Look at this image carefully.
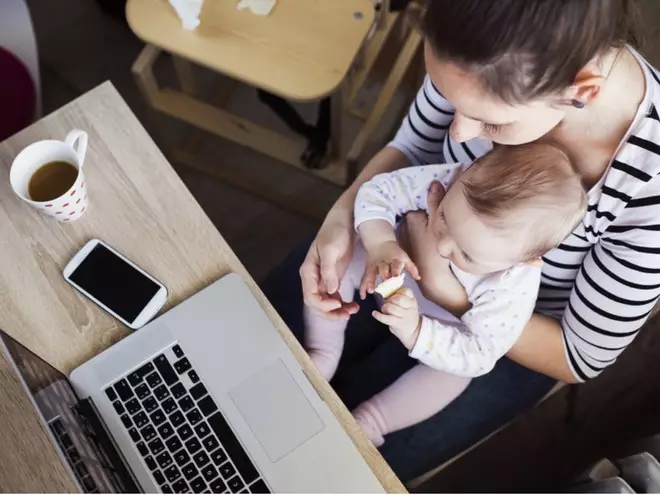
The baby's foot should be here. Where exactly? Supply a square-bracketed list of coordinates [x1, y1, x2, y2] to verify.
[353, 403, 386, 447]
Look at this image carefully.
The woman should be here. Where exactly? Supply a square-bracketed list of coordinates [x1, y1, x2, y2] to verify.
[262, 0, 660, 482]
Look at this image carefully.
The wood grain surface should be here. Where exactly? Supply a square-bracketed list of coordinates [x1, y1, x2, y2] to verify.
[0, 82, 405, 493]
[126, 0, 375, 101]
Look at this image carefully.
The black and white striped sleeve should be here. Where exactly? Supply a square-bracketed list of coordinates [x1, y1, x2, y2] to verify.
[388, 75, 455, 166]
[561, 185, 660, 381]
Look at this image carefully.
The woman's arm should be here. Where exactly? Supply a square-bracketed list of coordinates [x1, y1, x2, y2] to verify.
[507, 315, 577, 382]
[300, 73, 454, 317]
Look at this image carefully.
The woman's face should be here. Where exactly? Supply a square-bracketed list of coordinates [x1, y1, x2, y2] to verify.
[424, 43, 566, 145]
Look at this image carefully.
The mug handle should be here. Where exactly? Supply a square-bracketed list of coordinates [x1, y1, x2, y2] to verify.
[65, 130, 88, 167]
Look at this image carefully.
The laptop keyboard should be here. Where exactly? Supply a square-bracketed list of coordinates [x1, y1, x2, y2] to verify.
[50, 418, 99, 493]
[105, 345, 270, 494]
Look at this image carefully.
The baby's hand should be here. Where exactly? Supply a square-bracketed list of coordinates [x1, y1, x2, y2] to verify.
[372, 287, 421, 349]
[360, 241, 420, 299]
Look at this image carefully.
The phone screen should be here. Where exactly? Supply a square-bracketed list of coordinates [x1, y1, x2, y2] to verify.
[68, 244, 161, 323]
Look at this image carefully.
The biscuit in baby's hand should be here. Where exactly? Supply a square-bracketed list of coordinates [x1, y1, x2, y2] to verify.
[374, 273, 406, 299]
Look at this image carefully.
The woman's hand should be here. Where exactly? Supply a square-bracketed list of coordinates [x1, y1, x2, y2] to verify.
[400, 182, 471, 316]
[299, 207, 360, 320]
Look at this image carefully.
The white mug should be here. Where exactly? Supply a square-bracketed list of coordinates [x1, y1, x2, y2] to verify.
[10, 130, 89, 222]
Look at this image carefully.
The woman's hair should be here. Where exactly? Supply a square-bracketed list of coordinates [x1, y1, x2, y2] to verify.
[419, 0, 639, 104]
[460, 143, 587, 259]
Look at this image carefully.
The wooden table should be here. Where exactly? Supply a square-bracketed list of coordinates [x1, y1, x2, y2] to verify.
[0, 82, 405, 493]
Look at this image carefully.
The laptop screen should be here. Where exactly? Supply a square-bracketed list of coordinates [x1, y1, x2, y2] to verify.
[0, 330, 139, 493]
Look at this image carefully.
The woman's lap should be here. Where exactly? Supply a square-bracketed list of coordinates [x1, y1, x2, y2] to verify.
[260, 239, 556, 482]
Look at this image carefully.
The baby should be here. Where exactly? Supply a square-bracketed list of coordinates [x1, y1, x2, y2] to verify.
[304, 143, 587, 446]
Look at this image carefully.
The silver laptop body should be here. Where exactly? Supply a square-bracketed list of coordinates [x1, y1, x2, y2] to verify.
[69, 273, 384, 493]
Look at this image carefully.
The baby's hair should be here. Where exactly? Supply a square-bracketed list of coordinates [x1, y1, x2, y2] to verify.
[460, 143, 587, 259]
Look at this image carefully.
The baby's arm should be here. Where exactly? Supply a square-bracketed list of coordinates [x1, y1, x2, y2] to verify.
[410, 266, 542, 377]
[354, 164, 466, 228]
[355, 164, 466, 295]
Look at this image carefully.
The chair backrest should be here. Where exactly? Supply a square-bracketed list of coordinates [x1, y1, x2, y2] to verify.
[0, 0, 40, 117]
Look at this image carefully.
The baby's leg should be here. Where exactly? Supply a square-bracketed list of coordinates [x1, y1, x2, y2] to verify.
[353, 364, 471, 446]
[304, 243, 367, 381]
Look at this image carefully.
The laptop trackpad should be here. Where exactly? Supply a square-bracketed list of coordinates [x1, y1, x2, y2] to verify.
[229, 359, 324, 462]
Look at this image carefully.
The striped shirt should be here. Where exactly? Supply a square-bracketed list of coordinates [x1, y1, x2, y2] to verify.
[388, 48, 660, 381]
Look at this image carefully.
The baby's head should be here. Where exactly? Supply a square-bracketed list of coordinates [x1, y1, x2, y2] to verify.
[434, 143, 587, 274]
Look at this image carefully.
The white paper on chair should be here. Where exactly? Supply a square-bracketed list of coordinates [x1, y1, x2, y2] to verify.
[169, 0, 204, 30]
[237, 0, 277, 16]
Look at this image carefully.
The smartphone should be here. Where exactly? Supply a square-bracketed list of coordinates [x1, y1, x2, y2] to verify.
[63, 239, 167, 329]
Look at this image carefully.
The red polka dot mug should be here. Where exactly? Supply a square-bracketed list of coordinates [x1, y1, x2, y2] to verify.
[10, 130, 89, 222]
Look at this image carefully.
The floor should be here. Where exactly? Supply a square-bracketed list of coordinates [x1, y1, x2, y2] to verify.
[20, 0, 660, 492]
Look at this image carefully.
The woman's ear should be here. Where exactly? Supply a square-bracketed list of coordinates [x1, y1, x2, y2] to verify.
[564, 69, 605, 107]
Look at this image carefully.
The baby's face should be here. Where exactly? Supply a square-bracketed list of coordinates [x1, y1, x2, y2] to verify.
[431, 181, 528, 275]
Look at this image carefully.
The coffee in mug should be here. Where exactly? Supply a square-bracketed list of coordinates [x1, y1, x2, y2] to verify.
[10, 130, 90, 222]
[28, 161, 79, 202]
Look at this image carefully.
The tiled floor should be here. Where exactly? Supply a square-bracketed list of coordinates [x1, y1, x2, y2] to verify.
[26, 0, 407, 281]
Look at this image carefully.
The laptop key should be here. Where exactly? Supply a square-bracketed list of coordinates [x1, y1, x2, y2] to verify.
[190, 383, 207, 401]
[134, 411, 149, 428]
[158, 422, 175, 439]
[144, 455, 157, 471]
[208, 412, 259, 484]
[170, 410, 185, 428]
[219, 462, 236, 479]
[153, 469, 165, 485]
[146, 372, 162, 388]
[249, 479, 270, 494]
[141, 425, 157, 442]
[172, 345, 184, 358]
[120, 415, 132, 429]
[112, 401, 125, 415]
[228, 475, 244, 492]
[171, 383, 186, 399]
[179, 396, 194, 412]
[105, 387, 117, 401]
[150, 408, 166, 426]
[130, 362, 155, 386]
[114, 379, 133, 401]
[201, 464, 218, 482]
[202, 435, 219, 452]
[126, 398, 141, 415]
[154, 384, 170, 401]
[193, 450, 210, 469]
[173, 358, 191, 374]
[149, 438, 165, 455]
[173, 449, 191, 467]
[136, 442, 149, 456]
[178, 424, 193, 441]
[154, 354, 179, 386]
[161, 484, 172, 494]
[190, 476, 207, 493]
[135, 383, 150, 400]
[210, 478, 227, 493]
[198, 397, 218, 417]
[162, 397, 177, 415]
[181, 462, 199, 481]
[186, 437, 202, 455]
[166, 436, 183, 453]
[188, 370, 200, 383]
[157, 451, 174, 469]
[172, 478, 189, 494]
[210, 448, 227, 466]
[128, 427, 140, 442]
[187, 408, 202, 426]
[165, 465, 182, 483]
[143, 396, 158, 413]
[194, 422, 211, 438]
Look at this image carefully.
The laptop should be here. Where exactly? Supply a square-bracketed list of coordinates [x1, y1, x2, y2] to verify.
[0, 273, 384, 493]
